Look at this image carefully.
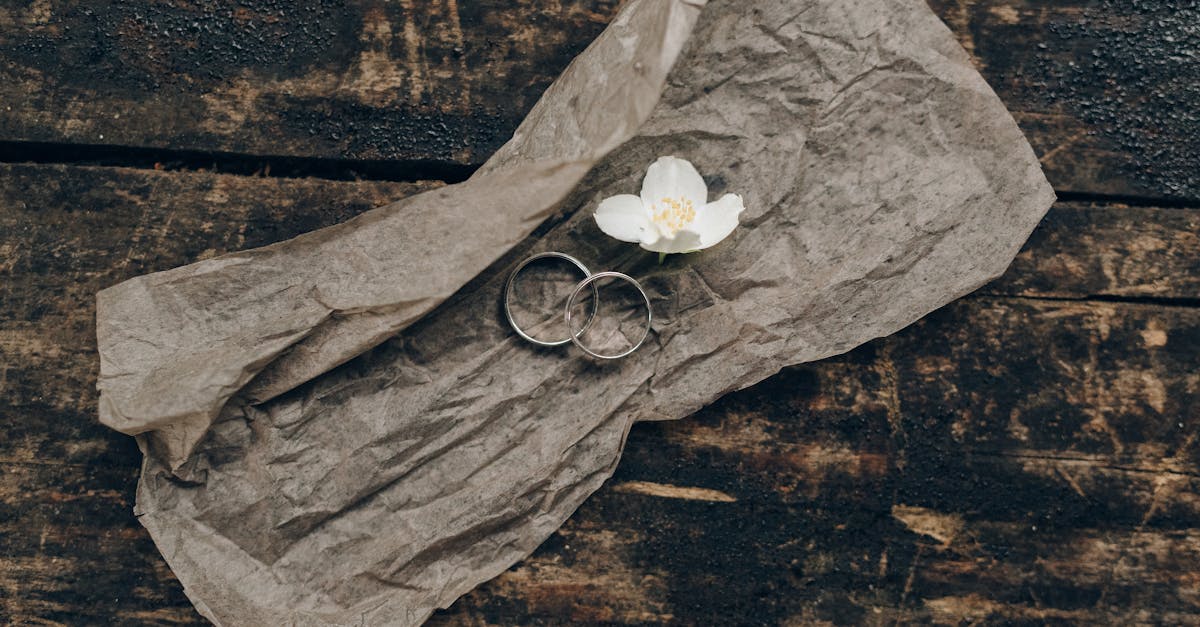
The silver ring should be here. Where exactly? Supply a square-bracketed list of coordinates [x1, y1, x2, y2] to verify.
[564, 271, 652, 360]
[504, 252, 598, 347]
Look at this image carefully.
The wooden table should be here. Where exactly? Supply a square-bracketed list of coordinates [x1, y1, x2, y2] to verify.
[2, 1, 1197, 624]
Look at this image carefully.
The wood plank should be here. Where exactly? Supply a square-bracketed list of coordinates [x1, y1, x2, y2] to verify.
[0, 462, 198, 626]
[0, 164, 1194, 467]
[927, 0, 1200, 201]
[436, 297, 1200, 624]
[0, 0, 617, 165]
[983, 202, 1200, 301]
[0, 164, 437, 470]
[1, 1, 1196, 199]
[5, 297, 1196, 624]
[1, 163, 1198, 622]
[0, 165, 437, 624]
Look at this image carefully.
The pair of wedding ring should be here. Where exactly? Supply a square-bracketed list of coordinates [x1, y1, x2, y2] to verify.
[503, 252, 652, 359]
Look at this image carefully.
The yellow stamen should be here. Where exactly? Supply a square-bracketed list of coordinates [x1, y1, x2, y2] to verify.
[650, 196, 696, 236]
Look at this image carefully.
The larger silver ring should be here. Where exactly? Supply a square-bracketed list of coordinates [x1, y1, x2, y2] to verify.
[564, 271, 652, 360]
[504, 252, 598, 347]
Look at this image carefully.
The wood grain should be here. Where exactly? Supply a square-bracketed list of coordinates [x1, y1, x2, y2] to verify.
[1, 1, 1197, 199]
[1, 162, 1197, 624]
[927, 0, 1200, 201]
[0, 164, 437, 625]
[0, 0, 617, 165]
[984, 202, 1200, 301]
[2, 0, 1197, 623]
[438, 297, 1200, 624]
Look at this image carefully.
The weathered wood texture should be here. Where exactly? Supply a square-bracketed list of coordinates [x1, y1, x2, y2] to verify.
[1, 0, 1197, 199]
[986, 203, 1200, 301]
[0, 0, 619, 170]
[441, 299, 1200, 625]
[1, 162, 1197, 624]
[929, 0, 1200, 201]
[0, 165, 438, 625]
[2, 0, 1198, 624]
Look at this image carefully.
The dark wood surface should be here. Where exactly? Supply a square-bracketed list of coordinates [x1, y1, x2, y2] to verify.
[1, 0, 1197, 625]
[2, 0, 1198, 201]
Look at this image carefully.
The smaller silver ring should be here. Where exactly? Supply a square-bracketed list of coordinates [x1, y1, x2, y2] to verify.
[504, 252, 598, 347]
[564, 271, 652, 360]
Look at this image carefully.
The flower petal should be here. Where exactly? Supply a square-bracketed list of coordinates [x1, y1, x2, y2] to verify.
[691, 193, 744, 249]
[640, 156, 707, 208]
[640, 229, 702, 254]
[594, 194, 658, 245]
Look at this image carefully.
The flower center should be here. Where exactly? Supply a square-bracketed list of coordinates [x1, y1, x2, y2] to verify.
[650, 196, 696, 237]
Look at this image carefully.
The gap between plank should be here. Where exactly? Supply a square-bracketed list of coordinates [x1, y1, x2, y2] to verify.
[0, 140, 476, 184]
[1054, 190, 1200, 210]
[974, 292, 1200, 309]
[3, 141, 1200, 211]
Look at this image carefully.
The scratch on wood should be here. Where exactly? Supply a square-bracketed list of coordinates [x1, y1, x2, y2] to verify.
[900, 544, 923, 608]
[1038, 129, 1088, 165]
[923, 594, 1005, 622]
[442, 0, 469, 108]
[892, 505, 964, 547]
[1138, 474, 1184, 528]
[876, 342, 904, 439]
[1135, 431, 1199, 528]
[1056, 465, 1088, 498]
[397, 0, 426, 104]
[991, 448, 1200, 478]
[988, 5, 1020, 24]
[612, 481, 736, 502]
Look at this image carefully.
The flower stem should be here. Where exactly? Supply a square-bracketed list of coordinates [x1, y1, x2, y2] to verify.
[658, 252, 668, 265]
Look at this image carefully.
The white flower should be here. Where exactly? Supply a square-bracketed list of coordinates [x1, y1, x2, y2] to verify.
[594, 156, 744, 255]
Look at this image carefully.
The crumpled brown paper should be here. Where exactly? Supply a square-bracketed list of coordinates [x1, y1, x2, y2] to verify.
[95, 0, 1054, 622]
